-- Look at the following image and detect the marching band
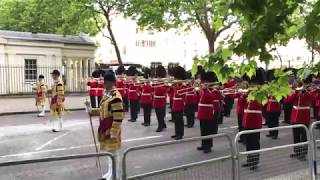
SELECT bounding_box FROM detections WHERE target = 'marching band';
[33,64,320,174]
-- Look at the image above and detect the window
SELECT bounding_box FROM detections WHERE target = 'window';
[122,46,127,55]
[135,40,157,48]
[24,59,37,82]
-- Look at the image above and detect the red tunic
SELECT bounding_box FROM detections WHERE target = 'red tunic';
[87,79,98,96]
[242,100,263,129]
[266,97,281,112]
[233,94,248,114]
[128,83,139,100]
[287,92,313,125]
[223,79,236,98]
[116,80,126,97]
[153,85,167,108]
[212,90,224,112]
[97,79,104,96]
[172,84,185,112]
[197,90,214,121]
[140,84,153,104]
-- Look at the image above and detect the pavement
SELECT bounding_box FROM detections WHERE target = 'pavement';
[0,94,88,115]
[0,106,318,180]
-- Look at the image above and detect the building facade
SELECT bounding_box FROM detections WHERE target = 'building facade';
[0,30,96,95]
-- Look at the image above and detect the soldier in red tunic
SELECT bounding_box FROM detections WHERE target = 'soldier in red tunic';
[87,70,101,108]
[171,66,187,140]
[242,100,263,170]
[282,77,295,124]
[116,66,128,112]
[197,72,223,153]
[265,97,281,139]
[140,81,153,126]
[184,81,198,128]
[232,81,249,143]
[127,66,140,122]
[153,66,168,132]
[287,81,314,160]
[223,79,236,117]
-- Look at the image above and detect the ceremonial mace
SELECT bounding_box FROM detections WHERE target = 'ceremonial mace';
[84,99,104,179]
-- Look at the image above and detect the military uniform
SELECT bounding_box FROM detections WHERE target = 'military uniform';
[223,79,236,117]
[91,88,124,179]
[184,83,198,128]
[197,89,221,153]
[287,90,313,159]
[232,93,248,143]
[153,84,168,132]
[171,83,186,140]
[140,84,153,126]
[265,97,281,139]
[116,79,128,112]
[35,79,48,116]
[128,82,140,122]
[49,79,65,131]
[242,100,263,170]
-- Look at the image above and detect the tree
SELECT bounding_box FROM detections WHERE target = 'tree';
[0,0,99,35]
[125,0,238,54]
[0,0,125,65]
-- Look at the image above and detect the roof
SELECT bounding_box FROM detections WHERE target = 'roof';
[0,30,95,46]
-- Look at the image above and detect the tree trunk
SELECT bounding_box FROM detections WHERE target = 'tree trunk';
[207,32,215,54]
[105,13,123,65]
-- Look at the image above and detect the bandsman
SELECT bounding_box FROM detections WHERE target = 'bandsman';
[49,70,65,132]
[34,74,48,117]
[153,65,168,132]
[171,66,187,140]
[86,71,124,180]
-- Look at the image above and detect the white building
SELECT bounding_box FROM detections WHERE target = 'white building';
[0,30,96,95]
[95,16,318,70]
[94,16,208,70]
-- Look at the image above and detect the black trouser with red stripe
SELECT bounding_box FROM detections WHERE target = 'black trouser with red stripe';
[200,113,219,150]
[283,102,292,124]
[155,107,166,129]
[237,113,245,142]
[141,103,152,125]
[185,104,196,127]
[129,99,139,121]
[292,125,308,156]
[245,129,260,166]
[172,111,184,137]
[266,112,281,137]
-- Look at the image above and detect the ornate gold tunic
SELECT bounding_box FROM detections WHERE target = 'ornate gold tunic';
[49,79,65,116]
[92,89,124,152]
[35,80,47,106]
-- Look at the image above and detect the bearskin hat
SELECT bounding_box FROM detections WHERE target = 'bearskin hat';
[104,71,116,82]
[116,65,125,75]
[155,65,167,78]
[202,71,217,83]
[143,67,152,79]
[92,70,101,78]
[173,66,186,80]
[127,66,138,76]
[250,68,266,84]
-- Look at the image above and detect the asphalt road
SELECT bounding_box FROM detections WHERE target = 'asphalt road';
[0,107,318,180]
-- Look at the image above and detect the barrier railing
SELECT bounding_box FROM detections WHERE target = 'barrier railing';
[122,133,235,180]
[310,121,320,179]
[234,124,314,180]
[0,153,116,180]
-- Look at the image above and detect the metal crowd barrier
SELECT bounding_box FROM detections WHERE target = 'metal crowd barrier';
[122,133,235,180]
[310,121,320,180]
[0,152,116,180]
[235,124,314,180]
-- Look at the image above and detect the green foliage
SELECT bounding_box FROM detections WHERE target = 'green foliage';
[248,70,293,105]
[0,0,99,35]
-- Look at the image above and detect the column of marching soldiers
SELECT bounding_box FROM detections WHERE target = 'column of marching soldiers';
[34,65,320,177]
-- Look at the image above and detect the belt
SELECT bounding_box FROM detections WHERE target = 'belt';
[129,90,136,92]
[199,103,213,107]
[173,98,183,101]
[90,88,103,90]
[117,88,124,90]
[186,94,194,96]
[269,99,278,102]
[213,100,220,102]
[293,106,310,110]
[141,93,151,96]
[154,95,166,99]
[244,109,262,114]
